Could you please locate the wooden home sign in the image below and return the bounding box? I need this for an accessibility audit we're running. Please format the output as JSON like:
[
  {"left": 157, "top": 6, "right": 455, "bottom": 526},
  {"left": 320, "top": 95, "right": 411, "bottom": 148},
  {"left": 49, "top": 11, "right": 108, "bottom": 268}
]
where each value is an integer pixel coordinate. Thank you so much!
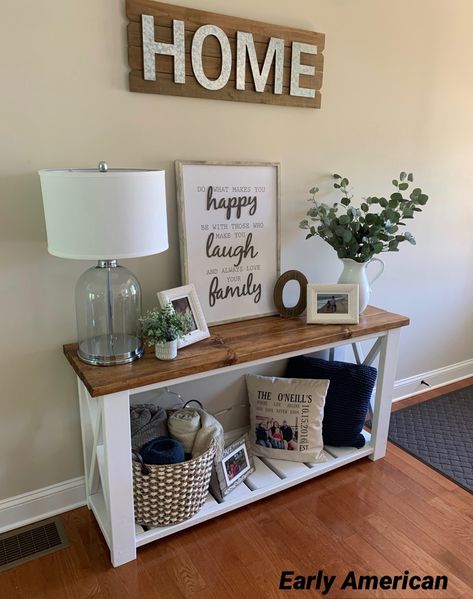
[{"left": 126, "top": 0, "right": 325, "bottom": 108}]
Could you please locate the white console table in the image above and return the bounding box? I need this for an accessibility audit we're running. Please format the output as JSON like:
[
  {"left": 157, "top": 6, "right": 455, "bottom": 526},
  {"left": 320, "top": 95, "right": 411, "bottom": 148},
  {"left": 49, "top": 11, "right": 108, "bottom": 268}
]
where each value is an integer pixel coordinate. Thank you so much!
[{"left": 64, "top": 305, "right": 409, "bottom": 567}]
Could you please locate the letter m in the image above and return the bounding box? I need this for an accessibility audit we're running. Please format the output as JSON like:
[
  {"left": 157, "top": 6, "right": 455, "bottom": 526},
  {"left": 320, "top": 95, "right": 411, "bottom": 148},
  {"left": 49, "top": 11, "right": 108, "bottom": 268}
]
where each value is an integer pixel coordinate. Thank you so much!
[
  {"left": 236, "top": 33, "right": 284, "bottom": 94},
  {"left": 141, "top": 15, "right": 185, "bottom": 83}
]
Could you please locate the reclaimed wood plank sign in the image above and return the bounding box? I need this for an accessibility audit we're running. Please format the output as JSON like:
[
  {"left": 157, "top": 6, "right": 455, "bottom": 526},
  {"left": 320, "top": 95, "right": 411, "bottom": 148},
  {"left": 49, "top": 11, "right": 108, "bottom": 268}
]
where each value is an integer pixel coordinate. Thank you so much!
[
  {"left": 127, "top": 0, "right": 325, "bottom": 108},
  {"left": 176, "top": 162, "right": 280, "bottom": 325}
]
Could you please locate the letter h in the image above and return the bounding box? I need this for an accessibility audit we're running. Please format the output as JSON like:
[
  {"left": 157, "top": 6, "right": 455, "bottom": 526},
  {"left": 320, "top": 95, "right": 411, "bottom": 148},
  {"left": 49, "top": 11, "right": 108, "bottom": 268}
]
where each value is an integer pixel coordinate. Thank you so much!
[{"left": 141, "top": 15, "right": 185, "bottom": 83}]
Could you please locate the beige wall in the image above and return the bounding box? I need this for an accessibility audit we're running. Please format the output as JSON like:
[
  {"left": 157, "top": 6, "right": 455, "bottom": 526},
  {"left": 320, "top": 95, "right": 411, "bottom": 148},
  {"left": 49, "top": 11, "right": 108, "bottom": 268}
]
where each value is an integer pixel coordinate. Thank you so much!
[{"left": 1, "top": 0, "right": 473, "bottom": 499}]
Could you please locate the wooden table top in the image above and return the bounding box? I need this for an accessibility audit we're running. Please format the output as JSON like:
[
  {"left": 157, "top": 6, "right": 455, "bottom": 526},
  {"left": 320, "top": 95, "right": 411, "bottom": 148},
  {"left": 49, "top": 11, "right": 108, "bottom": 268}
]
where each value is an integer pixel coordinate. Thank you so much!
[{"left": 63, "top": 305, "right": 409, "bottom": 398}]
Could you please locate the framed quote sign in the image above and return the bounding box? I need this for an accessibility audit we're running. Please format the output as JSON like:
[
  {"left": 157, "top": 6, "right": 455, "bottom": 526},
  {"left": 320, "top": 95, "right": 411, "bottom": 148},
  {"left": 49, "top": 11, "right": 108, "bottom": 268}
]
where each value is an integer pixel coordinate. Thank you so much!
[{"left": 176, "top": 161, "right": 280, "bottom": 325}]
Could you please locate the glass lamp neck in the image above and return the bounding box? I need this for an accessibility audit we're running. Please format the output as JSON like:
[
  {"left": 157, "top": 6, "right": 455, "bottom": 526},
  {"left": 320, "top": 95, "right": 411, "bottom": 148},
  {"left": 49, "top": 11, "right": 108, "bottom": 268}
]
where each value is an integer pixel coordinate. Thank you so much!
[{"left": 97, "top": 259, "right": 118, "bottom": 268}]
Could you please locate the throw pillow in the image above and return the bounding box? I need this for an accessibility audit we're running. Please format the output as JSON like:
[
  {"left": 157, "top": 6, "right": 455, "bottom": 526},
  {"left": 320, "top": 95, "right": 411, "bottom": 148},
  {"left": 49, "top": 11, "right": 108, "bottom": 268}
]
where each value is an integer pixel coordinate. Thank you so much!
[
  {"left": 245, "top": 374, "right": 329, "bottom": 463},
  {"left": 285, "top": 356, "right": 377, "bottom": 448}
]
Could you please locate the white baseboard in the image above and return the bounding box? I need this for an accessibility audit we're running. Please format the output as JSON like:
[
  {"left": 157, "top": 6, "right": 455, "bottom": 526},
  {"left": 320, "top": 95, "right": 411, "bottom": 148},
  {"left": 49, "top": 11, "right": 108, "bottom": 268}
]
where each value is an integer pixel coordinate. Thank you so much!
[
  {"left": 392, "top": 358, "right": 473, "bottom": 402},
  {"left": 0, "top": 476, "right": 86, "bottom": 534},
  {"left": 1, "top": 358, "right": 472, "bottom": 535}
]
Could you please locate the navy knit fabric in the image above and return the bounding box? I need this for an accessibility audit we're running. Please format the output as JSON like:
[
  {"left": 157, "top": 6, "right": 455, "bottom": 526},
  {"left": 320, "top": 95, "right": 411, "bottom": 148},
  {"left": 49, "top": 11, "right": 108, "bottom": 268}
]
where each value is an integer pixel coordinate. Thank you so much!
[
  {"left": 141, "top": 436, "right": 185, "bottom": 465},
  {"left": 285, "top": 357, "right": 377, "bottom": 448}
]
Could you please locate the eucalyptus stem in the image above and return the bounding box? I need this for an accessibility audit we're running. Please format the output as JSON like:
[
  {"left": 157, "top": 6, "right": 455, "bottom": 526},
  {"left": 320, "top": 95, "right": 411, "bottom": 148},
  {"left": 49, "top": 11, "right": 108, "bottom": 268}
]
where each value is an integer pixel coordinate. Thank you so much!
[{"left": 299, "top": 172, "right": 429, "bottom": 263}]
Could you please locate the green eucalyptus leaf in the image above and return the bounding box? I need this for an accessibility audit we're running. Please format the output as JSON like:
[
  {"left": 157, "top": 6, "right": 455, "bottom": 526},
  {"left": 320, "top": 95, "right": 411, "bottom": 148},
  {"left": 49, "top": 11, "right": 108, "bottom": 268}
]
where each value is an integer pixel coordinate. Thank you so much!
[
  {"left": 301, "top": 171, "right": 427, "bottom": 257},
  {"left": 417, "top": 194, "right": 428, "bottom": 205}
]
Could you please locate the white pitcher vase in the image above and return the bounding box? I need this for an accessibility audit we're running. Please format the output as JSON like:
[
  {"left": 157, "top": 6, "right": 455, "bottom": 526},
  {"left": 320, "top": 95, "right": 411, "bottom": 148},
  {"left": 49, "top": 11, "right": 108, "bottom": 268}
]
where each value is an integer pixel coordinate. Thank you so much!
[{"left": 337, "top": 257, "right": 384, "bottom": 313}]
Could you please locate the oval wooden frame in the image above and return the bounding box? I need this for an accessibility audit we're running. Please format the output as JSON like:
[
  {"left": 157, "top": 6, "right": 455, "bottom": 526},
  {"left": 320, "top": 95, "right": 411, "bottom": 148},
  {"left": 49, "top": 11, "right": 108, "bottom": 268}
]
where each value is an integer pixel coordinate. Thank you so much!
[{"left": 273, "top": 270, "right": 308, "bottom": 317}]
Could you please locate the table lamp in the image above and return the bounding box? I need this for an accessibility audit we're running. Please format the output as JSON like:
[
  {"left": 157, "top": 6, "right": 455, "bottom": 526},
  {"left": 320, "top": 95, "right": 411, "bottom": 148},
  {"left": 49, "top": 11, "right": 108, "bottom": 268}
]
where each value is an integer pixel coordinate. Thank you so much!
[{"left": 39, "top": 162, "right": 168, "bottom": 366}]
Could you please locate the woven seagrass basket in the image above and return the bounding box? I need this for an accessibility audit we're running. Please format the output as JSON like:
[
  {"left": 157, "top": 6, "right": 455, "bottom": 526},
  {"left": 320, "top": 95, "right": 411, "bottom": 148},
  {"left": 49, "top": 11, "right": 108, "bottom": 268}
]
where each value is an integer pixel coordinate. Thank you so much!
[{"left": 132, "top": 441, "right": 216, "bottom": 527}]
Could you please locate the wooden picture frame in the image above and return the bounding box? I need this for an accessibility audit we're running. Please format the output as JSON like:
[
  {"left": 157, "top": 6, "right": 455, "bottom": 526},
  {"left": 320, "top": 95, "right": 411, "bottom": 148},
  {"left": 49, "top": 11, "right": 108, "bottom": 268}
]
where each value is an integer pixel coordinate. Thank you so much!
[
  {"left": 176, "top": 161, "right": 281, "bottom": 325},
  {"left": 157, "top": 284, "right": 210, "bottom": 348},
  {"left": 210, "top": 434, "right": 254, "bottom": 501},
  {"left": 307, "top": 283, "right": 359, "bottom": 325}
]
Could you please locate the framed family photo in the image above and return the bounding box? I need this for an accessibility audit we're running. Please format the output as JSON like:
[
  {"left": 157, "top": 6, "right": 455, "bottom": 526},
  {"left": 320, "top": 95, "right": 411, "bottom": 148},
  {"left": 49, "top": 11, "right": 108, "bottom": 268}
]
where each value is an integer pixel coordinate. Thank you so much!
[
  {"left": 210, "top": 434, "right": 254, "bottom": 501},
  {"left": 307, "top": 283, "right": 359, "bottom": 324},
  {"left": 157, "top": 284, "right": 210, "bottom": 348},
  {"left": 175, "top": 161, "right": 280, "bottom": 325}
]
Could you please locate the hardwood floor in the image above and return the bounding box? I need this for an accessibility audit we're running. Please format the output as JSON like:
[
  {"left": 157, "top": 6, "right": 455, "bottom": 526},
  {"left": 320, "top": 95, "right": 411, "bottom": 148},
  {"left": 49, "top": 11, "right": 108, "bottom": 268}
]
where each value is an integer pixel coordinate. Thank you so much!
[{"left": 2, "top": 378, "right": 473, "bottom": 599}]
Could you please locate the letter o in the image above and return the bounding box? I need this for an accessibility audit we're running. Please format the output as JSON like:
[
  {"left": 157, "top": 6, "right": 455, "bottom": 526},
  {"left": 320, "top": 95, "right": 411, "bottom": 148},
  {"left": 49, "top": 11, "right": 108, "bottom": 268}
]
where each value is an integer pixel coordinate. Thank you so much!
[
  {"left": 273, "top": 270, "right": 308, "bottom": 318},
  {"left": 192, "top": 25, "right": 232, "bottom": 90}
]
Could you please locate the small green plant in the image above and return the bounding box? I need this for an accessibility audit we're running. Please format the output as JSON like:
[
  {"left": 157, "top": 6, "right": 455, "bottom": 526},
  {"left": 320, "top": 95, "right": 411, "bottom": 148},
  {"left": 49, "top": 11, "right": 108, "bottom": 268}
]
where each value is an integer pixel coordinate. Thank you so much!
[
  {"left": 139, "top": 303, "right": 193, "bottom": 346},
  {"left": 299, "top": 172, "right": 429, "bottom": 263}
]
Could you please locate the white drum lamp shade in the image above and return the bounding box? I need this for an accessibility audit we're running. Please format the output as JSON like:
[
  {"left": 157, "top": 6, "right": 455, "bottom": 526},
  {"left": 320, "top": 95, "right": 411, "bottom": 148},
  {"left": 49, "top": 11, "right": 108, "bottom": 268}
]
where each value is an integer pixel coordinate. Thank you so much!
[
  {"left": 39, "top": 166, "right": 168, "bottom": 366},
  {"left": 39, "top": 169, "right": 168, "bottom": 259}
]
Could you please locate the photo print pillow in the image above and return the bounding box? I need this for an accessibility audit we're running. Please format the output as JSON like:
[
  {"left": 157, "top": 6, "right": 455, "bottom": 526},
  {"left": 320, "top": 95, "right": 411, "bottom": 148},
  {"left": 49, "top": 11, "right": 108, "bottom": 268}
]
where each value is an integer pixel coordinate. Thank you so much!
[{"left": 245, "top": 374, "right": 330, "bottom": 463}]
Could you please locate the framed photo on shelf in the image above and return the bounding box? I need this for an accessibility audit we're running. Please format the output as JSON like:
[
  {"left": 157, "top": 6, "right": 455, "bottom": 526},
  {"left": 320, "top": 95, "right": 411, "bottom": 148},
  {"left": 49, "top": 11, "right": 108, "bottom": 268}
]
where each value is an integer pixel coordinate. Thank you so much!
[
  {"left": 210, "top": 434, "right": 254, "bottom": 501},
  {"left": 307, "top": 283, "right": 359, "bottom": 325},
  {"left": 175, "top": 161, "right": 281, "bottom": 325},
  {"left": 157, "top": 284, "right": 210, "bottom": 348}
]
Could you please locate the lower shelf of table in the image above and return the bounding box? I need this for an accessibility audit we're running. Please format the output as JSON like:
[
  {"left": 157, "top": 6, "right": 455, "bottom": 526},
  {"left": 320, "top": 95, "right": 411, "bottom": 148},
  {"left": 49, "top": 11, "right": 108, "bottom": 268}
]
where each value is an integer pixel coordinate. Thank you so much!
[{"left": 132, "top": 429, "right": 373, "bottom": 548}]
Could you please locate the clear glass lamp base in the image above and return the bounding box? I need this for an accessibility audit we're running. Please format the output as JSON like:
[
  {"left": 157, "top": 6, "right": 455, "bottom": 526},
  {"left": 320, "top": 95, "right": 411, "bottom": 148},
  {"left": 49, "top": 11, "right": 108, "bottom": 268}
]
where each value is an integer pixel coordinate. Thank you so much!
[{"left": 78, "top": 334, "right": 144, "bottom": 366}]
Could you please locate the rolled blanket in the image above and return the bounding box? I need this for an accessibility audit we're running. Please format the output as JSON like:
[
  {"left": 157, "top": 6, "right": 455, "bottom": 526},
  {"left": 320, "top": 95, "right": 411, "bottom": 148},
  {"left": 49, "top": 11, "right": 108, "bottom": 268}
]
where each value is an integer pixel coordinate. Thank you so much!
[
  {"left": 140, "top": 436, "right": 185, "bottom": 465},
  {"left": 130, "top": 404, "right": 168, "bottom": 452},
  {"left": 192, "top": 408, "right": 225, "bottom": 461},
  {"left": 168, "top": 409, "right": 201, "bottom": 454}
]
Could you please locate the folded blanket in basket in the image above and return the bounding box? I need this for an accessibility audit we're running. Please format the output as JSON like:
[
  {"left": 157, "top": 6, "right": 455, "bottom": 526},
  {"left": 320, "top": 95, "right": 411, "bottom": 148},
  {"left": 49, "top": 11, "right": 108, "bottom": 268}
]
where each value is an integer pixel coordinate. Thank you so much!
[
  {"left": 140, "top": 436, "right": 185, "bottom": 465},
  {"left": 168, "top": 409, "right": 201, "bottom": 454},
  {"left": 168, "top": 407, "right": 224, "bottom": 461},
  {"left": 130, "top": 404, "right": 168, "bottom": 452},
  {"left": 192, "top": 408, "right": 224, "bottom": 461}
]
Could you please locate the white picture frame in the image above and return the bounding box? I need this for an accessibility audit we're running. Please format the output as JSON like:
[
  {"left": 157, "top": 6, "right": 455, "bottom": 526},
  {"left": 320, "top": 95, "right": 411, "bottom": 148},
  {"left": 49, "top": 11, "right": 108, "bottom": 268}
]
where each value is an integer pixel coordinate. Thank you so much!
[
  {"left": 307, "top": 283, "right": 359, "bottom": 325},
  {"left": 175, "top": 161, "right": 281, "bottom": 325},
  {"left": 210, "top": 434, "right": 255, "bottom": 501},
  {"left": 157, "top": 284, "right": 210, "bottom": 348}
]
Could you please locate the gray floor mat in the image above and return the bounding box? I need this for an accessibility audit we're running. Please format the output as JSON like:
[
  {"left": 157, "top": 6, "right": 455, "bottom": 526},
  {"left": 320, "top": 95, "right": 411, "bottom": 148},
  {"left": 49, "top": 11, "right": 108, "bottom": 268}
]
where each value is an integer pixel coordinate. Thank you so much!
[{"left": 387, "top": 385, "right": 473, "bottom": 494}]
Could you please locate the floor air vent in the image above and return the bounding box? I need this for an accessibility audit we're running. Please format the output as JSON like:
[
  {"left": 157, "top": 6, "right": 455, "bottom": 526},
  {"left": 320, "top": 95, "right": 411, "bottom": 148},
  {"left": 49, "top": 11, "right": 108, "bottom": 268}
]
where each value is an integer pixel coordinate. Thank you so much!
[{"left": 0, "top": 517, "right": 69, "bottom": 572}]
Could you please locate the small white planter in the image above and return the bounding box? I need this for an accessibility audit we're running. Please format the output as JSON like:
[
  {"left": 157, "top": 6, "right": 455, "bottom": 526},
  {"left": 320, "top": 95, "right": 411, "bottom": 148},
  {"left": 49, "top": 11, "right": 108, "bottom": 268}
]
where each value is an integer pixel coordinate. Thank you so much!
[{"left": 155, "top": 339, "right": 178, "bottom": 360}]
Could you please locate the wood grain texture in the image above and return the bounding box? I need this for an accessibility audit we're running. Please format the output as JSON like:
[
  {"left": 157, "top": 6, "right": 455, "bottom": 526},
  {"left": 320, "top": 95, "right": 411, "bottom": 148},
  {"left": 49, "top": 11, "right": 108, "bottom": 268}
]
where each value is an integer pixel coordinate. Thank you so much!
[
  {"left": 126, "top": 0, "right": 325, "bottom": 47},
  {"left": 63, "top": 305, "right": 409, "bottom": 398},
  {"left": 273, "top": 269, "right": 308, "bottom": 317},
  {"left": 2, "top": 377, "right": 472, "bottom": 599},
  {"left": 126, "top": 0, "right": 324, "bottom": 108}
]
